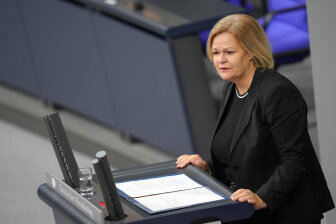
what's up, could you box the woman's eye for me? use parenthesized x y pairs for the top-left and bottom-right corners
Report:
(227, 51), (234, 55)
(213, 51), (219, 55)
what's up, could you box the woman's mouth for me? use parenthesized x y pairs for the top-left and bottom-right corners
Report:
(219, 67), (230, 72)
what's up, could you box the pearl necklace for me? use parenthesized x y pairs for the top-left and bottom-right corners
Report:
(235, 87), (248, 98)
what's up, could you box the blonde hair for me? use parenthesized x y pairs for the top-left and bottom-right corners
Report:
(206, 14), (274, 69)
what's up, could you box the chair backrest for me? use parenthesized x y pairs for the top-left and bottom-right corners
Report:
(198, 0), (252, 50)
(268, 0), (306, 11)
(268, 0), (307, 32)
(260, 0), (310, 66)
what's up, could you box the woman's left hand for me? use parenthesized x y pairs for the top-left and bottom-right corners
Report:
(230, 189), (266, 210)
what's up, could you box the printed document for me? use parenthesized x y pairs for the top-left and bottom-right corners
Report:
(116, 174), (225, 213)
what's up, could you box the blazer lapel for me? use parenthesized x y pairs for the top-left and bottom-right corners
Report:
(229, 67), (262, 156)
(210, 82), (235, 144)
(229, 95), (256, 156)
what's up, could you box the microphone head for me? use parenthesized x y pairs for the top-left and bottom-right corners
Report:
(92, 158), (99, 165)
(96, 150), (107, 159)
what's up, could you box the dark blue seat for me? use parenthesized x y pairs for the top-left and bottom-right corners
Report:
(199, 0), (309, 67)
(257, 0), (310, 66)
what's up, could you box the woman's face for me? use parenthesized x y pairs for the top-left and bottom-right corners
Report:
(211, 32), (255, 83)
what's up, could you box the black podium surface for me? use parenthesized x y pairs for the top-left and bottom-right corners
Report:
(38, 161), (253, 224)
(72, 0), (243, 37)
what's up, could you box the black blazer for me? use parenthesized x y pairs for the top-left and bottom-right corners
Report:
(209, 68), (334, 224)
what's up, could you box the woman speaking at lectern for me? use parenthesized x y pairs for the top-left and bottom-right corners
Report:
(176, 14), (334, 224)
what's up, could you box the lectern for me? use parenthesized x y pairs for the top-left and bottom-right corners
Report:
(38, 161), (254, 224)
(39, 113), (253, 223)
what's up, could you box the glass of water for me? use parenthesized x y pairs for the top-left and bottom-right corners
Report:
(78, 167), (94, 197)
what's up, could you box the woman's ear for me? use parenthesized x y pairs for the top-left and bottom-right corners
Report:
(253, 56), (261, 66)
(248, 53), (254, 61)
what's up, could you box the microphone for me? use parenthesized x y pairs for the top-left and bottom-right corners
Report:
(92, 151), (125, 220)
(42, 112), (80, 188)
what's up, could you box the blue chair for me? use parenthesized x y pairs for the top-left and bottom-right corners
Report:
(198, 0), (253, 50)
(257, 0), (310, 66)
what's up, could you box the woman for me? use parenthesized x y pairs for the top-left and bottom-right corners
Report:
(176, 14), (334, 224)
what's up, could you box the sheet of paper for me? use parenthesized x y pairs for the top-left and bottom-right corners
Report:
(116, 174), (226, 214)
(116, 174), (202, 198)
(133, 187), (225, 213)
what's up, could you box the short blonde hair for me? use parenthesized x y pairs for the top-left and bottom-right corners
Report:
(206, 14), (274, 69)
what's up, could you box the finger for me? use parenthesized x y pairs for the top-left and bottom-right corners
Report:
(231, 189), (246, 199)
(232, 189), (252, 198)
(232, 193), (248, 201)
(176, 155), (190, 165)
(177, 156), (193, 168)
(180, 158), (194, 168)
(236, 191), (255, 203)
(239, 190), (253, 199)
(232, 189), (253, 201)
(238, 195), (252, 202)
(176, 155), (189, 162)
(179, 156), (192, 164)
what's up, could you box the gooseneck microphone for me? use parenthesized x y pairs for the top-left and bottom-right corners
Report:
(92, 151), (125, 220)
(42, 112), (80, 188)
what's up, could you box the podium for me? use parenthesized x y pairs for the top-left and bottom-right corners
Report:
(38, 161), (253, 224)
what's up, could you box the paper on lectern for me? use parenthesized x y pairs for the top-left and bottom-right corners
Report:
(116, 173), (202, 198)
(116, 174), (226, 214)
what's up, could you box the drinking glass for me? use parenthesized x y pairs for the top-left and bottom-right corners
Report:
(78, 167), (94, 197)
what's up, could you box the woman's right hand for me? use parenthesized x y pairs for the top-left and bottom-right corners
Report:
(176, 154), (211, 174)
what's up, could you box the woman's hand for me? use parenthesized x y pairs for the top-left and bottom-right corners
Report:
(176, 154), (211, 174)
(231, 189), (266, 210)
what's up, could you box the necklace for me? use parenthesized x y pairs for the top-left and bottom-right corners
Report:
(235, 66), (255, 98)
(235, 87), (248, 98)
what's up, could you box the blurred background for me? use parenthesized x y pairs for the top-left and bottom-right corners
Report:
(0, 0), (335, 223)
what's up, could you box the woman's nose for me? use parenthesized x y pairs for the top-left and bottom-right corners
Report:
(219, 53), (227, 63)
